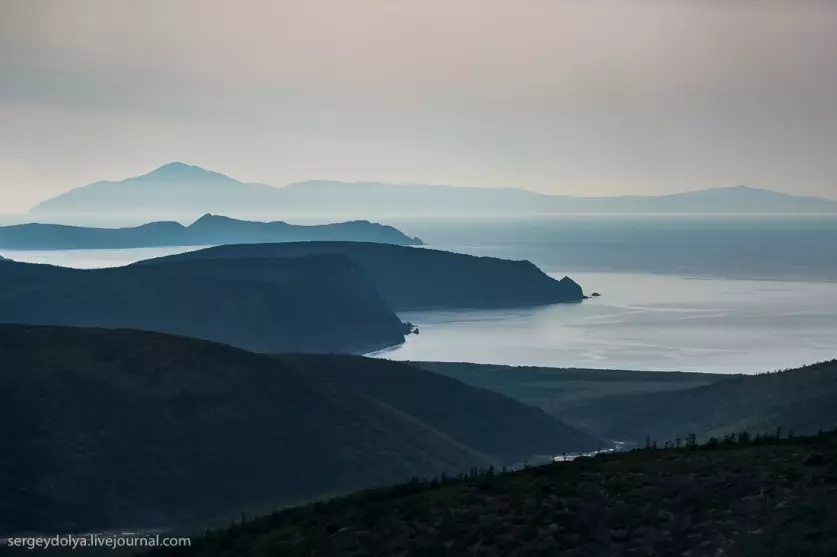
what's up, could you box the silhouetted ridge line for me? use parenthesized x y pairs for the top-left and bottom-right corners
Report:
(0, 214), (422, 250)
(139, 241), (587, 309)
(29, 162), (837, 215)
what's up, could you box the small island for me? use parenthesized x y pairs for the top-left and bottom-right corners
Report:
(0, 214), (423, 250)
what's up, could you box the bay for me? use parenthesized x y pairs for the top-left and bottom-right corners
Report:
(4, 215), (837, 374)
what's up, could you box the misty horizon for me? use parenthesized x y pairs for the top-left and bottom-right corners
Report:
(0, 161), (835, 217)
(3, 0), (837, 212)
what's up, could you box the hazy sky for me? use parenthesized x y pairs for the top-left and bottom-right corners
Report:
(1, 0), (836, 212)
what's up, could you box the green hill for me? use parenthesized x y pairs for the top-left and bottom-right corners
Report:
(410, 361), (837, 447)
(139, 242), (586, 310)
(148, 432), (837, 557)
(413, 362), (724, 415)
(0, 325), (595, 534)
(0, 256), (408, 354)
(555, 360), (837, 445)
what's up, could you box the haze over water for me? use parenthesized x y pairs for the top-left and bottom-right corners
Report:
(5, 215), (837, 375)
(376, 271), (837, 374)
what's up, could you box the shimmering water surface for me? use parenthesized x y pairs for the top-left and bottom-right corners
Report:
(5, 216), (837, 374)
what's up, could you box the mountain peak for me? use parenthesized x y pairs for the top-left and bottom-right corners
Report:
(187, 213), (245, 230)
(137, 162), (236, 183)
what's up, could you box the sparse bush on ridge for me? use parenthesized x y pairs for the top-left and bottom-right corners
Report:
(149, 429), (837, 557)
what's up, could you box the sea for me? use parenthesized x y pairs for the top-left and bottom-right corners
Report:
(4, 215), (837, 375)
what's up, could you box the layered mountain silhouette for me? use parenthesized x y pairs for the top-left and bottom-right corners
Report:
(0, 213), (422, 250)
(139, 242), (586, 309)
(0, 324), (599, 533)
(29, 162), (837, 216)
(0, 256), (410, 354)
(31, 162), (281, 215)
(0, 244), (583, 351)
(272, 181), (837, 215)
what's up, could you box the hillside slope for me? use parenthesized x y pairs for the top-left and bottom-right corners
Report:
(413, 362), (725, 415)
(0, 325), (485, 534)
(0, 214), (421, 250)
(150, 433), (837, 557)
(556, 360), (837, 444)
(0, 325), (599, 535)
(0, 256), (408, 354)
(139, 242), (585, 309)
(278, 355), (600, 461)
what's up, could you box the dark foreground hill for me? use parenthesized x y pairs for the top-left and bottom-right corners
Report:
(150, 432), (837, 557)
(0, 256), (408, 354)
(0, 325), (596, 534)
(277, 355), (599, 462)
(140, 242), (585, 309)
(555, 360), (837, 445)
(0, 214), (422, 250)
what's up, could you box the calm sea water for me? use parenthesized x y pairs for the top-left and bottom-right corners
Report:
(392, 214), (837, 281)
(1, 245), (207, 268)
(4, 216), (837, 374)
(374, 272), (837, 374)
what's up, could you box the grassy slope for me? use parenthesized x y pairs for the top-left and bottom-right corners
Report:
(556, 360), (837, 444)
(278, 355), (601, 462)
(149, 433), (837, 557)
(413, 362), (725, 414)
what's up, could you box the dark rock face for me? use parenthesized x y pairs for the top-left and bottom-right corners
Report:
(142, 242), (587, 310)
(557, 276), (585, 301)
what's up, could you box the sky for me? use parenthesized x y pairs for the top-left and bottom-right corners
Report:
(1, 0), (836, 212)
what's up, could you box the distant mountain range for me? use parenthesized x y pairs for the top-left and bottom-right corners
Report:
(0, 213), (422, 250)
(29, 162), (837, 217)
